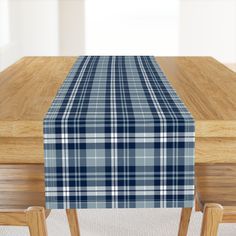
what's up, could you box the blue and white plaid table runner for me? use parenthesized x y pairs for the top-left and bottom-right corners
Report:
(44, 56), (195, 209)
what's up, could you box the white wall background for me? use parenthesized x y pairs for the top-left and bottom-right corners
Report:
(0, 0), (59, 71)
(58, 0), (85, 55)
(0, 0), (9, 48)
(179, 0), (236, 62)
(85, 0), (180, 55)
(0, 0), (236, 71)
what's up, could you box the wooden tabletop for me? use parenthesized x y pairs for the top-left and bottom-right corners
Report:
(1, 57), (236, 164)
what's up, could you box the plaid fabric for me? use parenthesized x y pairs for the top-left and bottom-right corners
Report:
(44, 56), (195, 209)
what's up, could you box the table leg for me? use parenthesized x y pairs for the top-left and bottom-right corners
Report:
(66, 209), (81, 236)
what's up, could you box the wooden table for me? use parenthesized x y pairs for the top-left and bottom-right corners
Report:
(0, 56), (236, 209)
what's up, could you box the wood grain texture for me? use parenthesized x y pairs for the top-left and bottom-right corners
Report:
(26, 207), (48, 236)
(1, 57), (236, 164)
(1, 57), (236, 137)
(178, 208), (192, 236)
(66, 209), (81, 236)
(0, 207), (50, 236)
(2, 163), (236, 236)
(222, 206), (236, 223)
(0, 209), (27, 226)
(5, 136), (236, 164)
(2, 164), (235, 209)
(0, 57), (77, 122)
(0, 121), (43, 138)
(195, 165), (236, 235)
(195, 138), (236, 163)
(195, 121), (236, 138)
(0, 164), (44, 209)
(0, 138), (43, 164)
(195, 164), (236, 207)
(157, 57), (236, 121)
(200, 203), (223, 236)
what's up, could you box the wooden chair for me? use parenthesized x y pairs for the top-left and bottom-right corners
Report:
(0, 207), (49, 236)
(0, 164), (80, 236)
(178, 164), (236, 236)
(0, 208), (79, 236)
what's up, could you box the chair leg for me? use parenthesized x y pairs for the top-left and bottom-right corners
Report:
(200, 203), (223, 236)
(26, 207), (48, 236)
(178, 208), (192, 236)
(66, 209), (81, 236)
(195, 192), (203, 212)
